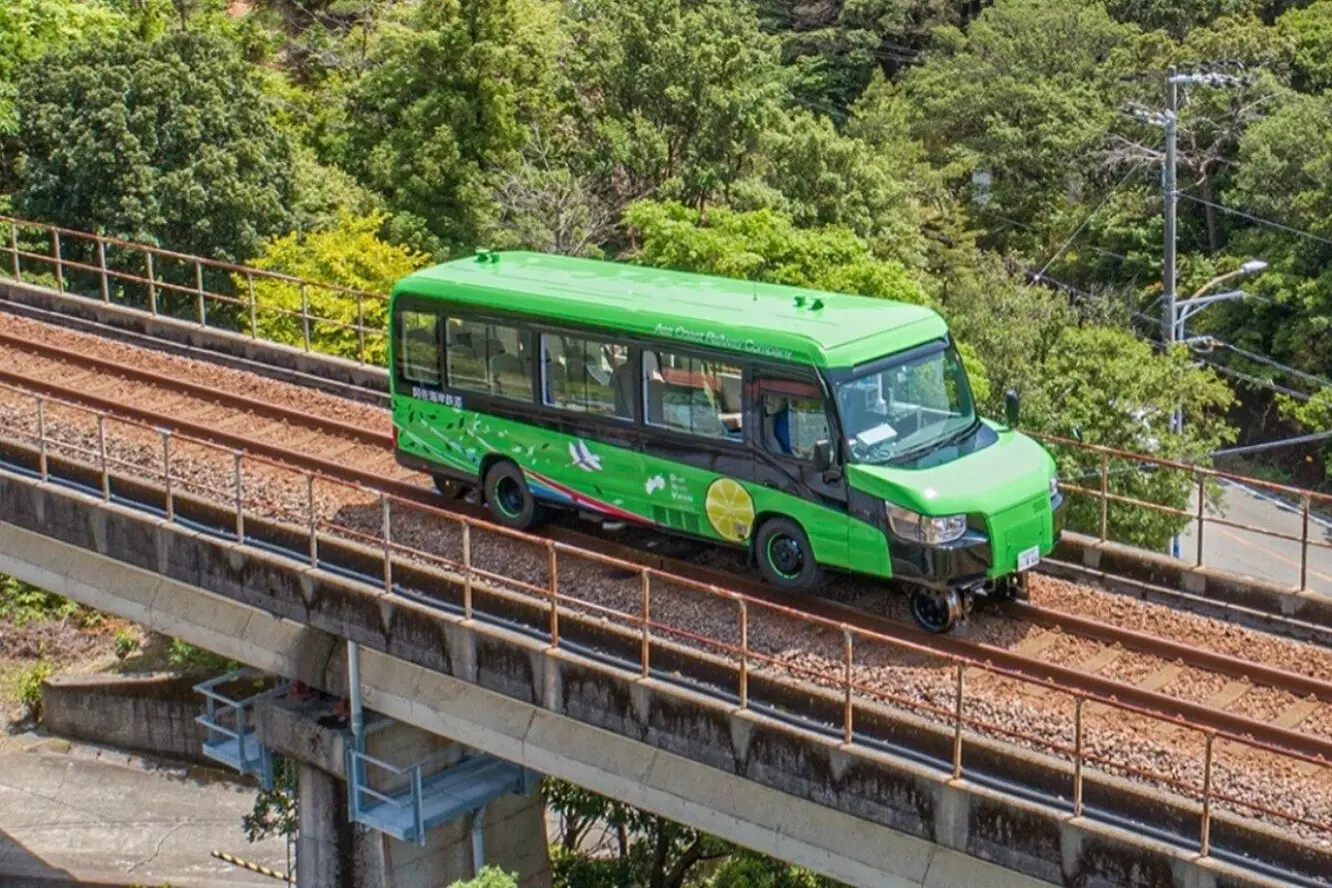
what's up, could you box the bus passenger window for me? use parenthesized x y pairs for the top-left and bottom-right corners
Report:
(760, 393), (829, 460)
(399, 311), (441, 386)
(446, 320), (532, 401)
(644, 350), (742, 440)
(541, 334), (629, 419)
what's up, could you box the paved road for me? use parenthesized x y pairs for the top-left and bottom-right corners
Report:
(1176, 479), (1332, 597)
(0, 738), (289, 888)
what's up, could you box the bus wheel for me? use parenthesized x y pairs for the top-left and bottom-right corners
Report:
(484, 462), (541, 530)
(909, 586), (960, 633)
(433, 475), (470, 500)
(756, 518), (823, 592)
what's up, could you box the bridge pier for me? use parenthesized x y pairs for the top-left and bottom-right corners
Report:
(251, 685), (552, 888)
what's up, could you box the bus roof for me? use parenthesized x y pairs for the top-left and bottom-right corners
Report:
(393, 251), (948, 368)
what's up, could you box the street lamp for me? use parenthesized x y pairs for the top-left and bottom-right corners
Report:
(1174, 258), (1268, 340)
(1167, 258), (1267, 559)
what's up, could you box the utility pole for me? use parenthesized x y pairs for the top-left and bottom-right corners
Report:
(1127, 65), (1253, 559)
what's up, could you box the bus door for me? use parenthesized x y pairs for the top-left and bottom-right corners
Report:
(747, 373), (848, 562)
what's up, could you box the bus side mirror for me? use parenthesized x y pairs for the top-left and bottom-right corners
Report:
(1004, 389), (1021, 428)
(813, 439), (834, 472)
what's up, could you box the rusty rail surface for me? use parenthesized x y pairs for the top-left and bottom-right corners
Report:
(0, 336), (1325, 699)
(4, 214), (1332, 593)
(1, 378), (1330, 859)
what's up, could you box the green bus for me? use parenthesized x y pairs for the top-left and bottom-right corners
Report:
(388, 250), (1063, 632)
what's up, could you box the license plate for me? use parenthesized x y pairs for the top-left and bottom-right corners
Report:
(1018, 545), (1040, 572)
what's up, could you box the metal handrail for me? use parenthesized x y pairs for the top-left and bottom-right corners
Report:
(1, 215), (386, 364)
(4, 383), (1331, 859)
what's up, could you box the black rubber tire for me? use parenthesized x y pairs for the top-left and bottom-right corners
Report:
(755, 517), (823, 592)
(433, 475), (470, 500)
(483, 461), (543, 530)
(909, 587), (957, 634)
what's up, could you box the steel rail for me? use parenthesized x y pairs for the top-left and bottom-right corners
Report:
(5, 339), (1327, 708)
(1, 338), (1330, 706)
(1, 371), (1331, 767)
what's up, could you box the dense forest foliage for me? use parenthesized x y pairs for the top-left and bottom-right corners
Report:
(3, 0), (1332, 534)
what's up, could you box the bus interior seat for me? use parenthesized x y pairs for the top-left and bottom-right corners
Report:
(611, 361), (634, 418)
(490, 352), (525, 393)
(763, 397), (793, 456)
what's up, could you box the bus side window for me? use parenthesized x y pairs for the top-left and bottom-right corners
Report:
(541, 333), (629, 419)
(446, 319), (533, 401)
(644, 349), (741, 440)
(399, 311), (441, 386)
(759, 392), (829, 460)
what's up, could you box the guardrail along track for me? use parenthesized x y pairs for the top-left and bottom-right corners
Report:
(2, 370), (1332, 867)
(1, 328), (1330, 719)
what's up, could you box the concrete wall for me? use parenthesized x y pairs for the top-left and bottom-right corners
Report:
(0, 461), (1325, 888)
(1054, 531), (1332, 637)
(40, 672), (222, 766)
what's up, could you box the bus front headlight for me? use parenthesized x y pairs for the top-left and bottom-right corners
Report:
(887, 504), (967, 545)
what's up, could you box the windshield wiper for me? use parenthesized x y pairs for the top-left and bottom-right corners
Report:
(886, 417), (979, 465)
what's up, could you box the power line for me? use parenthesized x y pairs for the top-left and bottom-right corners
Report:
(1176, 193), (1332, 249)
(1034, 162), (1146, 279)
(1210, 340), (1332, 390)
(1197, 358), (1312, 401)
(1212, 429), (1332, 458)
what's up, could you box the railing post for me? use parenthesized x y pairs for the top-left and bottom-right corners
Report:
(843, 628), (854, 745)
(462, 521), (474, 619)
(146, 250), (158, 315)
(737, 598), (747, 707)
(1200, 732), (1215, 856)
(8, 223), (19, 281)
(35, 396), (48, 481)
(244, 272), (257, 339)
(547, 543), (560, 646)
(1300, 495), (1311, 591)
(357, 293), (366, 364)
(234, 451), (245, 542)
(952, 661), (964, 779)
(640, 570), (651, 677)
(51, 230), (64, 292)
(300, 283), (311, 352)
(1099, 451), (1110, 541)
(97, 238), (109, 302)
(97, 413), (109, 501)
(381, 494), (392, 593)
(161, 430), (174, 520)
(195, 260), (206, 326)
(1073, 696), (1084, 816)
(307, 474), (318, 566)
(1195, 472), (1205, 568)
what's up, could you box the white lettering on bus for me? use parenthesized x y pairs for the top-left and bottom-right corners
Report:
(651, 323), (793, 360)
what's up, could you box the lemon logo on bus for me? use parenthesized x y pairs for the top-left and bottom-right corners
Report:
(704, 478), (755, 542)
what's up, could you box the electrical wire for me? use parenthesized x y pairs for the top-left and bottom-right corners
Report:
(1033, 162), (1146, 280)
(1177, 193), (1332, 249)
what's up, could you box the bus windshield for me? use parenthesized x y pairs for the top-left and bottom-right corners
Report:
(835, 343), (977, 465)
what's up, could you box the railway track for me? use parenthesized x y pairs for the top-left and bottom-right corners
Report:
(6, 311), (1332, 850)
(2, 326), (1332, 762)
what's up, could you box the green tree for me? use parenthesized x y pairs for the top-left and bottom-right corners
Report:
(1221, 92), (1332, 376)
(1278, 388), (1332, 482)
(1280, 0), (1332, 94)
(338, 0), (561, 257)
(240, 211), (430, 363)
(1025, 328), (1236, 547)
(1103, 0), (1258, 35)
(0, 0), (126, 140)
(14, 30), (296, 263)
(562, 0), (788, 214)
(448, 868), (519, 888)
(902, 0), (1136, 249)
(624, 200), (931, 306)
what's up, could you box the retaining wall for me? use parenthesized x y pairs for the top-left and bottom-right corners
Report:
(39, 672), (213, 766)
